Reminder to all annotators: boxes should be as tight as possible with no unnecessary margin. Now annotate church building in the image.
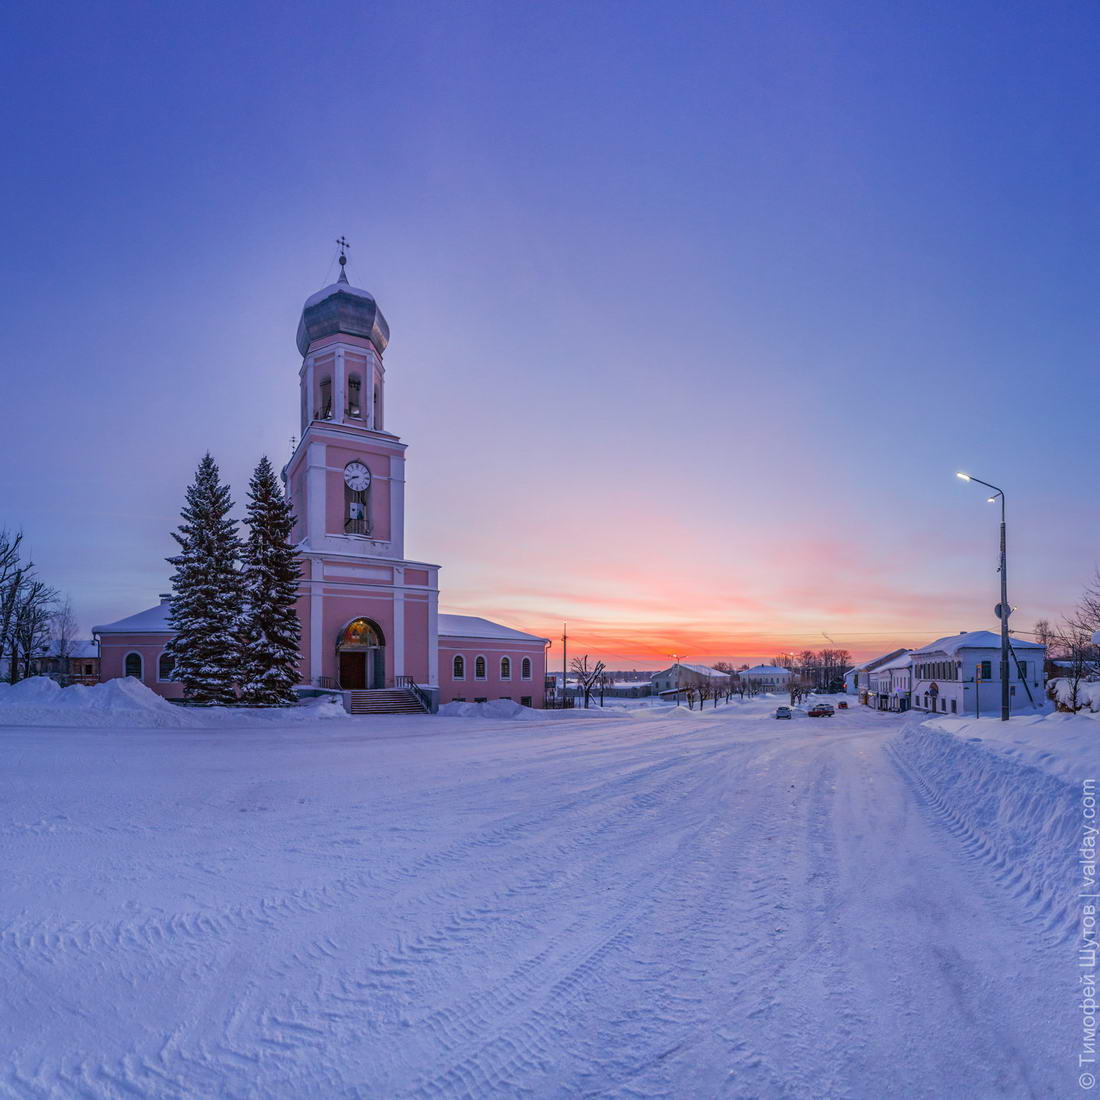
[94,255,549,712]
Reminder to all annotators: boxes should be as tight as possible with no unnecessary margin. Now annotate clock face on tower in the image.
[343,461,372,492]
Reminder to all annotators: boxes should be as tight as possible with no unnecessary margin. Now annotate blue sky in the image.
[1,1,1098,664]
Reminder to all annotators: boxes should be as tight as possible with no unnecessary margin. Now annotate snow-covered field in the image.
[1,688,1090,1097]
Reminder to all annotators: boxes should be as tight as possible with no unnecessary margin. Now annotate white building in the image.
[867,652,912,711]
[844,649,909,699]
[650,663,731,695]
[737,664,792,693]
[909,630,1044,716]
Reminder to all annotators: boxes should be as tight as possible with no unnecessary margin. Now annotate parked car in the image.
[775,705,792,719]
[808,703,835,718]
[837,701,848,709]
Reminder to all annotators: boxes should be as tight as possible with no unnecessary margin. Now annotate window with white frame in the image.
[474,656,486,680]
[158,652,175,682]
[124,652,142,679]
[521,657,532,680]
[453,655,465,680]
[500,656,511,680]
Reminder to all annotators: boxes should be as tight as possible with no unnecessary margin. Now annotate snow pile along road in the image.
[0,675,200,728]
[890,711,1093,940]
[0,676,348,728]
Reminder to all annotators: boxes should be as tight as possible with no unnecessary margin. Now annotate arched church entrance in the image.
[337,618,385,690]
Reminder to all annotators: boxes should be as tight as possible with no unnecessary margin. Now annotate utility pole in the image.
[562,623,568,705]
[957,472,1011,721]
[997,492,1010,721]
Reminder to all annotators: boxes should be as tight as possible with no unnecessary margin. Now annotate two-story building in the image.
[737,664,793,693]
[844,649,909,701]
[867,652,912,711]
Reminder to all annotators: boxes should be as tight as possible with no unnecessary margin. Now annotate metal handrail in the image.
[395,676,431,712]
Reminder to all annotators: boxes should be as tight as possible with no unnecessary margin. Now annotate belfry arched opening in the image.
[337,618,385,690]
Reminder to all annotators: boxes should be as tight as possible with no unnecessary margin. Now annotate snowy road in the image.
[1,701,1068,1097]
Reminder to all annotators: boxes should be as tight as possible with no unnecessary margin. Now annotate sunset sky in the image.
[2,1,1099,667]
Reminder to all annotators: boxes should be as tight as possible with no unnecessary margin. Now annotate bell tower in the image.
[284,243,440,692]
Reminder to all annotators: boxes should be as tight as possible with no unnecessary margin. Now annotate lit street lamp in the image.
[956,472,1010,721]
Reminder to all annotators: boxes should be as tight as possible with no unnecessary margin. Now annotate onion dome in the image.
[296,254,390,357]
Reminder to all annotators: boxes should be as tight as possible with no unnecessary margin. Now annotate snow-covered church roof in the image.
[92,597,173,635]
[911,630,1044,657]
[739,664,792,676]
[437,615,549,644]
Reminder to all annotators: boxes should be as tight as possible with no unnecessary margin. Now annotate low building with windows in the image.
[650,662,731,696]
[867,652,912,711]
[909,630,1044,716]
[438,615,549,708]
[93,595,182,699]
[844,649,909,699]
[1,640,100,685]
[93,600,550,710]
[736,664,792,693]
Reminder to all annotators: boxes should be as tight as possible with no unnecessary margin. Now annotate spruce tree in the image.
[239,456,302,705]
[166,454,244,705]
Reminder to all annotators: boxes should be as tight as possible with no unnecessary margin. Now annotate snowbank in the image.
[0,676,200,728]
[1049,677,1100,712]
[891,712,1095,940]
[0,677,349,729]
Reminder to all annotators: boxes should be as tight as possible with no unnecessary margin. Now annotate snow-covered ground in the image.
[0,688,1088,1097]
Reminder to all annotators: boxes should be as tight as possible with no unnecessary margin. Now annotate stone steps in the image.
[347,689,428,715]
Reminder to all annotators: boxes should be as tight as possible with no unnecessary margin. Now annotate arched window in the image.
[521,657,532,680]
[373,383,380,428]
[453,655,465,680]
[500,656,511,680]
[158,652,175,682]
[346,373,362,418]
[341,619,383,648]
[124,652,142,679]
[474,656,486,680]
[317,376,333,419]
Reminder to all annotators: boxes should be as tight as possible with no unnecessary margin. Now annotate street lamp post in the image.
[956,472,1010,721]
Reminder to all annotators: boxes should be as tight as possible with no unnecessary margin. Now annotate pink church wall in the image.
[295,593,311,683]
[438,638,547,707]
[318,591,397,685]
[405,568,429,586]
[98,636,184,700]
[404,597,430,683]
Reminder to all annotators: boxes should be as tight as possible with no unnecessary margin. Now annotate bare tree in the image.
[51,595,79,671]
[698,678,712,709]
[0,531,27,674]
[10,577,56,681]
[570,655,606,709]
[1050,624,1096,712]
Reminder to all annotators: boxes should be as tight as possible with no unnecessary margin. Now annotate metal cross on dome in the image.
[336,236,350,255]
